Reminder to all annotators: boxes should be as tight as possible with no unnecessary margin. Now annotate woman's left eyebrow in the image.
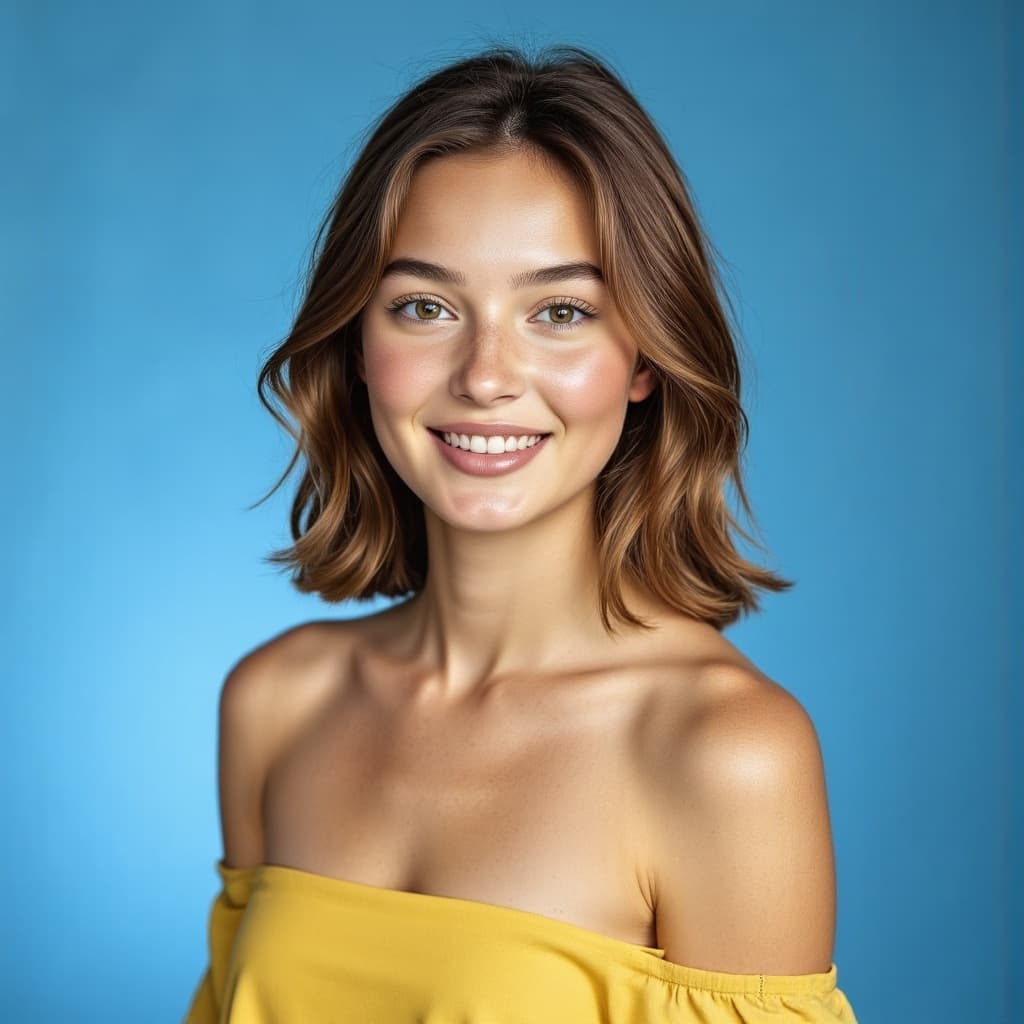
[380,257,604,288]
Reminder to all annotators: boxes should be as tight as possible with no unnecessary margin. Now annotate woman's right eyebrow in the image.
[381,257,604,289]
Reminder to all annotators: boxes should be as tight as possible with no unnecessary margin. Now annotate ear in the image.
[627,354,657,403]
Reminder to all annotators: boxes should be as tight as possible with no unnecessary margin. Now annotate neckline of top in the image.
[216,858,840,997]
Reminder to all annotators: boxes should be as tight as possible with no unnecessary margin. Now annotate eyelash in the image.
[385,293,599,333]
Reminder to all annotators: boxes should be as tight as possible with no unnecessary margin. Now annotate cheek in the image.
[361,337,440,415]
[540,345,634,432]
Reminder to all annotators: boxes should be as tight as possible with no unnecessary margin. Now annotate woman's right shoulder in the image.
[220,617,365,713]
[218,603,411,721]
[215,615,384,867]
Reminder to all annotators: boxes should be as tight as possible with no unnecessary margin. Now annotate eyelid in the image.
[535,295,599,318]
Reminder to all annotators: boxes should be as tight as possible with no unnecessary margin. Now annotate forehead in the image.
[390,149,598,266]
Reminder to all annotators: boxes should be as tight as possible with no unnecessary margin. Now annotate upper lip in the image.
[431,422,552,437]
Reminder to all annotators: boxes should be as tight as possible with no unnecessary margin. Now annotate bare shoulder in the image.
[215,616,366,869]
[219,618,354,719]
[669,661,827,794]
[642,653,838,974]
[637,648,827,820]
[217,601,410,746]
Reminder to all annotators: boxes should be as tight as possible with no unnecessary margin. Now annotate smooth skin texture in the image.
[217,147,838,975]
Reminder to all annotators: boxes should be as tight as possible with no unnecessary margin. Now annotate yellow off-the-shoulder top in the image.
[184,858,859,1023]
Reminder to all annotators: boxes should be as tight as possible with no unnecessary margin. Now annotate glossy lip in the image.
[430,421,552,437]
[429,428,550,477]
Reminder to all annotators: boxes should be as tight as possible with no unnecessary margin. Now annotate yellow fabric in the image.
[184,859,859,1023]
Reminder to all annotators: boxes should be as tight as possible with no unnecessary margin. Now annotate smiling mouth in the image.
[428,427,551,454]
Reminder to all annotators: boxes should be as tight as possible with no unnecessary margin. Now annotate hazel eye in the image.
[388,296,455,321]
[409,299,443,320]
[533,300,597,332]
[538,303,584,325]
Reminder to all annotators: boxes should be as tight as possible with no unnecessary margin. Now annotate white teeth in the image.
[440,431,543,452]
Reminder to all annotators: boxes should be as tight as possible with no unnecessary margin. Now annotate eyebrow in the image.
[380,257,604,289]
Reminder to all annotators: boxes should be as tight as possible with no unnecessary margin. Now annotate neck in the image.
[400,485,634,699]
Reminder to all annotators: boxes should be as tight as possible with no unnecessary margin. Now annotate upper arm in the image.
[650,672,838,975]
[216,654,273,869]
[216,623,325,869]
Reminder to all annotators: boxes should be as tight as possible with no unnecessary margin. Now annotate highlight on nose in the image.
[451,331,524,403]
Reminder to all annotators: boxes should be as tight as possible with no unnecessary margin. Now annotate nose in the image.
[450,325,524,405]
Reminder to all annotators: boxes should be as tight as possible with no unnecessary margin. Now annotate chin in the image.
[428,496,537,532]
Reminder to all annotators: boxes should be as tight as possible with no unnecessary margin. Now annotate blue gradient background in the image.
[3,3,1019,1022]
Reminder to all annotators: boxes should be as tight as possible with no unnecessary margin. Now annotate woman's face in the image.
[358,147,655,532]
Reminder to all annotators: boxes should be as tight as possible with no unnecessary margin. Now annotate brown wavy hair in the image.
[253,41,793,633]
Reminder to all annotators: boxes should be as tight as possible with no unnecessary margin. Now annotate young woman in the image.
[185,43,859,1023]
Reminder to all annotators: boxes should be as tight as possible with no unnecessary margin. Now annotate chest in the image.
[261,670,660,945]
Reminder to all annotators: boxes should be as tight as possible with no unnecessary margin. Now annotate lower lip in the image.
[429,430,550,476]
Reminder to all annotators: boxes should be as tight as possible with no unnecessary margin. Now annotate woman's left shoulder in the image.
[638,622,827,799]
[632,627,838,974]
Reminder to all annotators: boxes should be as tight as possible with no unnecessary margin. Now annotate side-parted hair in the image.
[254,42,793,633]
